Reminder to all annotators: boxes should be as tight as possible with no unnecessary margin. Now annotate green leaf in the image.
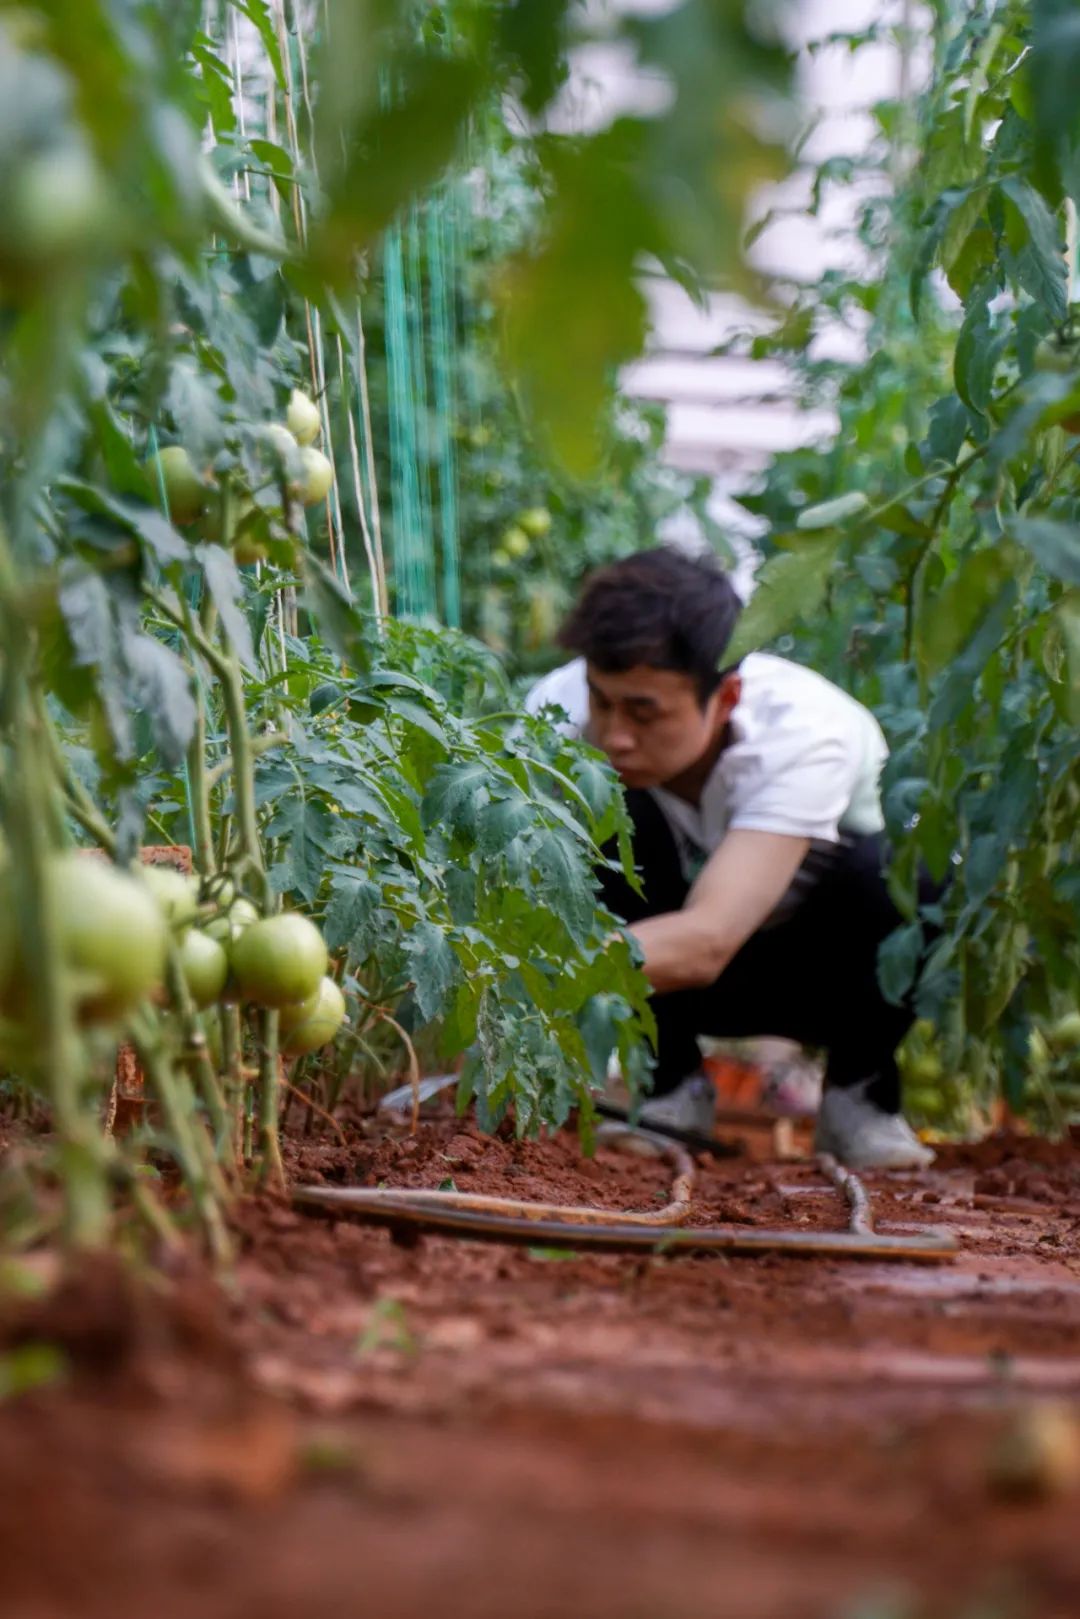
[724,537,839,663]
[1053,591,1080,725]
[500,127,650,476]
[1000,176,1068,322]
[578,993,631,1086]
[196,543,257,670]
[795,491,868,531]
[311,52,482,280]
[530,827,595,944]
[233,0,285,89]
[496,0,572,114]
[954,283,1003,414]
[570,755,616,823]
[1031,4,1080,154]
[422,761,490,836]
[125,634,197,767]
[477,795,534,856]
[164,357,223,460]
[405,921,460,1022]
[1009,517,1080,584]
[916,544,1018,681]
[57,564,133,758]
[325,874,383,954]
[265,800,350,903]
[57,479,189,565]
[878,922,923,1007]
[301,553,367,664]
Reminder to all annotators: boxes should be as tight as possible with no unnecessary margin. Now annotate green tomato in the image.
[179,929,229,1010]
[201,873,236,913]
[298,446,334,507]
[205,895,259,946]
[286,389,322,447]
[141,864,199,932]
[502,525,531,560]
[263,423,299,473]
[233,528,269,566]
[0,854,168,1023]
[7,143,113,267]
[146,446,206,527]
[519,506,552,539]
[229,913,328,1008]
[279,975,346,1056]
[491,547,511,570]
[906,1052,944,1085]
[906,1085,946,1120]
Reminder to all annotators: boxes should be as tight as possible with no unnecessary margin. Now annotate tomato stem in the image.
[255,1007,286,1191]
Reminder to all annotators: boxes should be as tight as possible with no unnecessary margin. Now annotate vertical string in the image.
[427,187,461,628]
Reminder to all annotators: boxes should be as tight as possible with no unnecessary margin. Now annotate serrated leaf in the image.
[405,921,460,1022]
[570,755,616,822]
[57,564,133,757]
[422,761,490,836]
[1000,176,1068,322]
[57,479,189,564]
[477,795,534,856]
[124,634,197,767]
[530,827,594,944]
[264,799,340,903]
[325,874,383,954]
[725,537,839,663]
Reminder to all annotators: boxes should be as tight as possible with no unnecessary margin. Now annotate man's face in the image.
[584,664,740,789]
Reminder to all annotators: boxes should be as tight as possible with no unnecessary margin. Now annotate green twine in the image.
[380,55,466,626]
[383,222,427,618]
[427,189,461,628]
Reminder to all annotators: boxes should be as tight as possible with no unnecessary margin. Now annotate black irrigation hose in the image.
[292,1130,959,1264]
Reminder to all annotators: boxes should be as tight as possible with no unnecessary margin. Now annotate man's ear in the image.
[715,671,742,722]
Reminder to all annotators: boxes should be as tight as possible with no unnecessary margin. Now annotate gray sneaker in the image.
[814,1082,935,1170]
[639,1073,717,1137]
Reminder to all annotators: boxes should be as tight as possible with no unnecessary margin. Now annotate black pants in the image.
[599,791,936,1115]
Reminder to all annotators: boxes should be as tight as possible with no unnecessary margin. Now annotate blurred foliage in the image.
[729,1,1080,1132]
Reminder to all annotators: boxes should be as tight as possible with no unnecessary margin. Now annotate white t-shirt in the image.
[524,653,887,883]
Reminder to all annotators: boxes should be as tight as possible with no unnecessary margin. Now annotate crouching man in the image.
[526,548,935,1170]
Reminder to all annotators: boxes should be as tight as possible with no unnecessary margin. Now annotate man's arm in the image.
[628,829,810,993]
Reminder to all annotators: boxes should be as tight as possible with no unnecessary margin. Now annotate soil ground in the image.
[2,1109,1080,1619]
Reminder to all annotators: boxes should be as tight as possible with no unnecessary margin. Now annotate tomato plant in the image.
[1,0,792,1253]
[729,2,1080,1131]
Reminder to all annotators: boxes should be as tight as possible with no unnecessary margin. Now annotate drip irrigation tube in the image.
[816,1152,875,1239]
[292,1128,958,1264]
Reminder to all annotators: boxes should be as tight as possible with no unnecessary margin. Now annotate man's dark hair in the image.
[558,546,742,704]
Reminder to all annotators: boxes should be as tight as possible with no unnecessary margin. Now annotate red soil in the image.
[2,1113,1080,1619]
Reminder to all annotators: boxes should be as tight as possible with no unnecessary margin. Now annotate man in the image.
[525,547,935,1170]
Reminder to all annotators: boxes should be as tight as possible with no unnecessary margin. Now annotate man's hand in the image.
[629,829,810,993]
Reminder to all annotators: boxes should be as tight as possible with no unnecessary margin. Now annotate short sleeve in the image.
[727,731,861,844]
